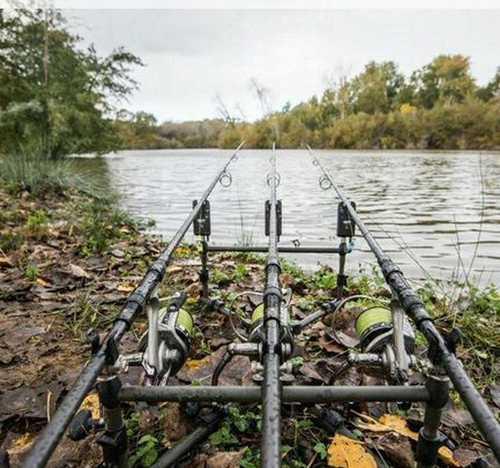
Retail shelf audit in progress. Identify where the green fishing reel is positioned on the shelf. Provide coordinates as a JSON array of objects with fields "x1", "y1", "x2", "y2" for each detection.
[
  {"x1": 140, "y1": 292, "x2": 194, "y2": 383},
  {"x1": 248, "y1": 289, "x2": 293, "y2": 350},
  {"x1": 158, "y1": 300, "x2": 194, "y2": 377},
  {"x1": 355, "y1": 306, "x2": 414, "y2": 353}
]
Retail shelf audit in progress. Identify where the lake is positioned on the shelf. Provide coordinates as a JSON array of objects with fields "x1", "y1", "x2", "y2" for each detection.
[{"x1": 105, "y1": 149, "x2": 500, "y2": 286}]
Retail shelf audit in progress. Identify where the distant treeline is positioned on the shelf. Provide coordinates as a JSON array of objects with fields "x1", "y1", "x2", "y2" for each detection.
[
  {"x1": 117, "y1": 55, "x2": 500, "y2": 151},
  {"x1": 113, "y1": 112, "x2": 226, "y2": 149}
]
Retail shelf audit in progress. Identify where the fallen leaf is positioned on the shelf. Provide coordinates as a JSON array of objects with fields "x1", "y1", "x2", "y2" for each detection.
[
  {"x1": 356, "y1": 413, "x2": 461, "y2": 467},
  {"x1": 162, "y1": 403, "x2": 190, "y2": 442},
  {"x1": 319, "y1": 334, "x2": 346, "y2": 353},
  {"x1": 0, "y1": 255, "x2": 13, "y2": 267},
  {"x1": 80, "y1": 393, "x2": 100, "y2": 419},
  {"x1": 36, "y1": 277, "x2": 51, "y2": 287},
  {"x1": 117, "y1": 284, "x2": 135, "y2": 293},
  {"x1": 327, "y1": 434, "x2": 377, "y2": 468},
  {"x1": 453, "y1": 448, "x2": 482, "y2": 467},
  {"x1": 111, "y1": 249, "x2": 125, "y2": 258},
  {"x1": 206, "y1": 449, "x2": 245, "y2": 468},
  {"x1": 166, "y1": 265, "x2": 183, "y2": 274},
  {"x1": 376, "y1": 432, "x2": 415, "y2": 467},
  {"x1": 68, "y1": 263, "x2": 90, "y2": 279},
  {"x1": 7, "y1": 432, "x2": 36, "y2": 456},
  {"x1": 300, "y1": 362, "x2": 327, "y2": 383}
]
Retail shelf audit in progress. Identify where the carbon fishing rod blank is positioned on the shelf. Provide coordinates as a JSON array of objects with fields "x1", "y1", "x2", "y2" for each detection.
[{"x1": 307, "y1": 144, "x2": 500, "y2": 464}]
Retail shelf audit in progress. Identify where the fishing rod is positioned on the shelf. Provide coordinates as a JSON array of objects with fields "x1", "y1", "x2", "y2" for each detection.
[
  {"x1": 24, "y1": 141, "x2": 245, "y2": 468},
  {"x1": 261, "y1": 142, "x2": 283, "y2": 467},
  {"x1": 306, "y1": 144, "x2": 500, "y2": 463}
]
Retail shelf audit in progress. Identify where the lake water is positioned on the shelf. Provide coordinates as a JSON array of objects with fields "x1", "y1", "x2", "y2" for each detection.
[{"x1": 105, "y1": 149, "x2": 500, "y2": 286}]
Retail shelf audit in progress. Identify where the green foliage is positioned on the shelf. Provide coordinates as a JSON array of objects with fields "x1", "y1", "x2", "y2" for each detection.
[
  {"x1": 212, "y1": 268, "x2": 231, "y2": 286},
  {"x1": 313, "y1": 442, "x2": 328, "y2": 460},
  {"x1": 233, "y1": 263, "x2": 249, "y2": 282},
  {"x1": 289, "y1": 356, "x2": 304, "y2": 369},
  {"x1": 0, "y1": 8, "x2": 142, "y2": 158},
  {"x1": 312, "y1": 267, "x2": 337, "y2": 290},
  {"x1": 419, "y1": 281, "x2": 500, "y2": 387},
  {"x1": 129, "y1": 435, "x2": 159, "y2": 467},
  {"x1": 412, "y1": 55, "x2": 476, "y2": 108},
  {"x1": 209, "y1": 422, "x2": 239, "y2": 446},
  {"x1": 281, "y1": 259, "x2": 306, "y2": 282},
  {"x1": 240, "y1": 447, "x2": 261, "y2": 468},
  {"x1": 0, "y1": 231, "x2": 24, "y2": 252},
  {"x1": 79, "y1": 197, "x2": 138, "y2": 255},
  {"x1": 26, "y1": 209, "x2": 49, "y2": 239},
  {"x1": 209, "y1": 406, "x2": 262, "y2": 448},
  {"x1": 24, "y1": 264, "x2": 39, "y2": 281}
]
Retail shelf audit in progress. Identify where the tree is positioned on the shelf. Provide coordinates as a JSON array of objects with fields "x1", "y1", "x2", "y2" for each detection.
[
  {"x1": 350, "y1": 61, "x2": 405, "y2": 114},
  {"x1": 0, "y1": 8, "x2": 143, "y2": 158},
  {"x1": 476, "y1": 67, "x2": 500, "y2": 102},
  {"x1": 412, "y1": 55, "x2": 476, "y2": 109}
]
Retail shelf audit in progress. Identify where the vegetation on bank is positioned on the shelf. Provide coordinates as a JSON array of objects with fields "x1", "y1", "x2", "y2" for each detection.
[{"x1": 117, "y1": 55, "x2": 500, "y2": 151}]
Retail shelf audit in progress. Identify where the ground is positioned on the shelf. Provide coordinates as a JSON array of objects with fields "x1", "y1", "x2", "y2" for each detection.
[{"x1": 0, "y1": 188, "x2": 498, "y2": 467}]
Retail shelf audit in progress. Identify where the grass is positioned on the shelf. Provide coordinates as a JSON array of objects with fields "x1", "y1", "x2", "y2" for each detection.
[
  {"x1": 418, "y1": 280, "x2": 500, "y2": 388},
  {"x1": 0, "y1": 150, "x2": 100, "y2": 196}
]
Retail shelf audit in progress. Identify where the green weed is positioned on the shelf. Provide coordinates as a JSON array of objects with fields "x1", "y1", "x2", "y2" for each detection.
[
  {"x1": 129, "y1": 435, "x2": 159, "y2": 467},
  {"x1": 26, "y1": 209, "x2": 49, "y2": 239},
  {"x1": 0, "y1": 231, "x2": 24, "y2": 252},
  {"x1": 24, "y1": 264, "x2": 39, "y2": 281}
]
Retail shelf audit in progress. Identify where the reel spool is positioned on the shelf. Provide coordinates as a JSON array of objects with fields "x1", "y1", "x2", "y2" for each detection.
[
  {"x1": 139, "y1": 293, "x2": 194, "y2": 382},
  {"x1": 158, "y1": 304, "x2": 194, "y2": 377},
  {"x1": 248, "y1": 289, "x2": 293, "y2": 351},
  {"x1": 355, "y1": 306, "x2": 415, "y2": 354}
]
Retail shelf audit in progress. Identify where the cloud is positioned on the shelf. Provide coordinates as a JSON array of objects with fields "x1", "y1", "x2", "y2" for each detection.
[{"x1": 68, "y1": 9, "x2": 500, "y2": 121}]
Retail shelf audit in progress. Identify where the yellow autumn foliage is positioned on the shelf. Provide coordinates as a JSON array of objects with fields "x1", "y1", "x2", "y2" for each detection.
[{"x1": 327, "y1": 434, "x2": 377, "y2": 468}]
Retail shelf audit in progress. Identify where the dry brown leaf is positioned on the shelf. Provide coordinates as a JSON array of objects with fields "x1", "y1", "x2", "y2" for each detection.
[
  {"x1": 36, "y1": 277, "x2": 51, "y2": 287},
  {"x1": 117, "y1": 284, "x2": 135, "y2": 293},
  {"x1": 0, "y1": 255, "x2": 13, "y2": 267},
  {"x1": 8, "y1": 433, "x2": 36, "y2": 456},
  {"x1": 327, "y1": 434, "x2": 377, "y2": 468},
  {"x1": 184, "y1": 357, "x2": 210, "y2": 371},
  {"x1": 356, "y1": 413, "x2": 461, "y2": 467},
  {"x1": 68, "y1": 263, "x2": 91, "y2": 279},
  {"x1": 206, "y1": 449, "x2": 245, "y2": 468}
]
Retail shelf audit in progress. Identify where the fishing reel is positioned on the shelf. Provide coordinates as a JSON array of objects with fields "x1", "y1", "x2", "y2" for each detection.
[
  {"x1": 211, "y1": 288, "x2": 296, "y2": 385},
  {"x1": 248, "y1": 289, "x2": 295, "y2": 382},
  {"x1": 329, "y1": 298, "x2": 416, "y2": 383},
  {"x1": 248, "y1": 288, "x2": 293, "y2": 350},
  {"x1": 354, "y1": 306, "x2": 415, "y2": 354},
  {"x1": 140, "y1": 292, "x2": 194, "y2": 385}
]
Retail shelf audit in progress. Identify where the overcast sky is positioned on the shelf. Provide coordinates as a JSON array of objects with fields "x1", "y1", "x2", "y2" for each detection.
[{"x1": 68, "y1": 9, "x2": 500, "y2": 123}]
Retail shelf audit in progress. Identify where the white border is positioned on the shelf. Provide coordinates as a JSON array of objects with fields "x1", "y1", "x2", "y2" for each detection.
[{"x1": 2, "y1": 0, "x2": 500, "y2": 10}]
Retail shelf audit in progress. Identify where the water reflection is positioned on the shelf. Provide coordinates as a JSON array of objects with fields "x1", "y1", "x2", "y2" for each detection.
[{"x1": 106, "y1": 149, "x2": 500, "y2": 286}]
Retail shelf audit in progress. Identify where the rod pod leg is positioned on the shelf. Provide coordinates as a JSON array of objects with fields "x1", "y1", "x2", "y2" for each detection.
[
  {"x1": 200, "y1": 238, "x2": 209, "y2": 300},
  {"x1": 336, "y1": 239, "x2": 348, "y2": 298},
  {"x1": 96, "y1": 374, "x2": 128, "y2": 468},
  {"x1": 416, "y1": 375, "x2": 449, "y2": 468}
]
